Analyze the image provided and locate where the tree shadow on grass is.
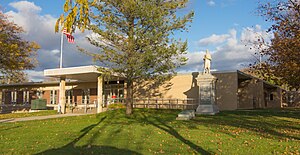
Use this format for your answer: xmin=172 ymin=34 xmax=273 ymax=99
xmin=140 ymin=112 xmax=212 ymax=155
xmin=0 ymin=125 xmax=21 ymax=131
xmin=36 ymin=116 xmax=141 ymax=155
xmin=36 ymin=145 xmax=141 ymax=155
xmin=192 ymin=110 xmax=300 ymax=140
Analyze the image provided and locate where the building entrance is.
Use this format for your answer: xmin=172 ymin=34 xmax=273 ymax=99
xmin=103 ymin=80 xmax=125 ymax=106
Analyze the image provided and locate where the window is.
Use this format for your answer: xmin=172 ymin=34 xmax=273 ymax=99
xmin=82 ymin=89 xmax=90 ymax=104
xmin=50 ymin=90 xmax=57 ymax=104
xmin=288 ymin=94 xmax=294 ymax=103
xmin=66 ymin=90 xmax=73 ymax=104
xmin=103 ymin=80 xmax=125 ymax=105
xmin=23 ymin=91 xmax=29 ymax=104
xmin=36 ymin=91 xmax=43 ymax=99
xmin=1 ymin=90 xmax=5 ymax=104
xmin=270 ymin=93 xmax=274 ymax=101
xmin=11 ymin=91 xmax=17 ymax=104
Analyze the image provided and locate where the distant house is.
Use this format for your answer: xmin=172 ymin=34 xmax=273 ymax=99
xmin=0 ymin=66 xmax=287 ymax=113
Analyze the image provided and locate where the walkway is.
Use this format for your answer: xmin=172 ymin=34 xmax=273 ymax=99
xmin=0 ymin=113 xmax=89 ymax=123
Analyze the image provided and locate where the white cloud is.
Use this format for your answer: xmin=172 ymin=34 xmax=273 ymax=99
xmin=198 ymin=34 xmax=231 ymax=46
xmin=207 ymin=0 xmax=216 ymax=6
xmin=240 ymin=25 xmax=271 ymax=44
xmin=9 ymin=1 xmax=41 ymax=13
xmin=5 ymin=1 xmax=97 ymax=81
xmin=25 ymin=70 xmax=44 ymax=82
xmin=178 ymin=51 xmax=206 ymax=72
xmin=233 ymin=23 xmax=239 ymax=27
xmin=51 ymin=49 xmax=60 ymax=54
xmin=182 ymin=26 xmax=272 ymax=72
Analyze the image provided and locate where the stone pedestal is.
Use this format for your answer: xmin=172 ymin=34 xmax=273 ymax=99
xmin=196 ymin=73 xmax=219 ymax=115
xmin=176 ymin=110 xmax=195 ymax=120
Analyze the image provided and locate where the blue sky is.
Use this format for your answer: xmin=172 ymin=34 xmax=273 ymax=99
xmin=0 ymin=0 xmax=271 ymax=81
xmin=184 ymin=0 xmax=269 ymax=51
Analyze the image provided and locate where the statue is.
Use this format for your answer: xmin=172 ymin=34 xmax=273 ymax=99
xmin=196 ymin=49 xmax=219 ymax=114
xmin=203 ymin=50 xmax=211 ymax=74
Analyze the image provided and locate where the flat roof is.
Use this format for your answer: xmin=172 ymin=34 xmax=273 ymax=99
xmin=177 ymin=70 xmax=238 ymax=76
xmin=44 ymin=65 xmax=102 ymax=81
xmin=0 ymin=81 xmax=92 ymax=87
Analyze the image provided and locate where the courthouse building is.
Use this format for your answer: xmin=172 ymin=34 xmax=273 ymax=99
xmin=0 ymin=65 xmax=284 ymax=113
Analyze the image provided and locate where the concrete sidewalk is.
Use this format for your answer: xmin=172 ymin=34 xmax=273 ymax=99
xmin=0 ymin=113 xmax=89 ymax=123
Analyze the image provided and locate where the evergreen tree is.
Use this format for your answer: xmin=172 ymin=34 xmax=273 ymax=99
xmin=57 ymin=0 xmax=193 ymax=115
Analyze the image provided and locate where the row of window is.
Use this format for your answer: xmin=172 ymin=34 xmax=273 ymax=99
xmin=10 ymin=91 xmax=30 ymax=104
xmin=50 ymin=89 xmax=90 ymax=104
xmin=7 ymin=86 xmax=124 ymax=104
xmin=8 ymin=89 xmax=91 ymax=104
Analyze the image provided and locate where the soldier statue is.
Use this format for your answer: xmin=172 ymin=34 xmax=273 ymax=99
xmin=203 ymin=50 xmax=211 ymax=74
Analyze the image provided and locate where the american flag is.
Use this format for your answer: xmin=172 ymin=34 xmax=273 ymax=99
xmin=66 ymin=35 xmax=74 ymax=43
xmin=62 ymin=28 xmax=75 ymax=43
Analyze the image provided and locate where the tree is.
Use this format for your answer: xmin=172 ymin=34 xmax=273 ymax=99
xmin=252 ymin=0 xmax=300 ymax=90
xmin=57 ymin=0 xmax=193 ymax=115
xmin=0 ymin=71 xmax=29 ymax=84
xmin=55 ymin=0 xmax=90 ymax=33
xmin=0 ymin=11 xmax=39 ymax=84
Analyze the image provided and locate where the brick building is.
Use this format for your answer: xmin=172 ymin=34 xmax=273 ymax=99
xmin=0 ymin=66 xmax=286 ymax=113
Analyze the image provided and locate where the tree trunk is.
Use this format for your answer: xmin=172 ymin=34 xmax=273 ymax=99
xmin=126 ymin=80 xmax=133 ymax=115
xmin=125 ymin=16 xmax=135 ymax=116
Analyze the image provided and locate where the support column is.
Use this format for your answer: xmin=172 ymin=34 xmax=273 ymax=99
xmin=277 ymin=87 xmax=282 ymax=108
xmin=0 ymin=90 xmax=3 ymax=105
xmin=67 ymin=93 xmax=71 ymax=105
xmin=84 ymin=90 xmax=87 ymax=113
xmin=59 ymin=77 xmax=66 ymax=114
xmin=258 ymin=81 xmax=264 ymax=108
xmin=97 ymin=75 xmax=103 ymax=113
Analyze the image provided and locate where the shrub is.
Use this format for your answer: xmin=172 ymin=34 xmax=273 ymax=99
xmin=107 ymin=103 xmax=126 ymax=109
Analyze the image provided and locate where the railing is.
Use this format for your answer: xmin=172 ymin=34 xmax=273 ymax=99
xmin=46 ymin=99 xmax=98 ymax=113
xmin=65 ymin=98 xmax=198 ymax=111
xmin=103 ymin=98 xmax=198 ymax=110
xmin=68 ymin=99 xmax=98 ymax=113
xmin=132 ymin=98 xmax=198 ymax=110
xmin=45 ymin=97 xmax=199 ymax=114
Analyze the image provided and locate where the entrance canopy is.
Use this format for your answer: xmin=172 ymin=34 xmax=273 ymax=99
xmin=44 ymin=65 xmax=102 ymax=82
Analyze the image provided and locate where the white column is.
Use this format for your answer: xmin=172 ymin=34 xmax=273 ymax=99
xmin=67 ymin=91 xmax=71 ymax=105
xmin=97 ymin=75 xmax=103 ymax=113
xmin=23 ymin=91 xmax=26 ymax=104
xmin=0 ymin=90 xmax=3 ymax=104
xmin=59 ymin=77 xmax=66 ymax=114
xmin=26 ymin=91 xmax=29 ymax=103
xmin=84 ymin=90 xmax=87 ymax=113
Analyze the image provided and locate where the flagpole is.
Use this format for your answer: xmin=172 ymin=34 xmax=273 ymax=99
xmin=60 ymin=29 xmax=64 ymax=68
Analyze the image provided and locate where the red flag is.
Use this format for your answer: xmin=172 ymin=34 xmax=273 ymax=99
xmin=62 ymin=28 xmax=74 ymax=43
xmin=67 ymin=35 xmax=75 ymax=43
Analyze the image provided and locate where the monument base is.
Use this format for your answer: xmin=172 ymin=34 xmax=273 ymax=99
xmin=176 ymin=110 xmax=195 ymax=120
xmin=196 ymin=104 xmax=219 ymax=115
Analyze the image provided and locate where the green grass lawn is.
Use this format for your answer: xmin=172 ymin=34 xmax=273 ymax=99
xmin=0 ymin=109 xmax=299 ymax=155
xmin=0 ymin=110 xmax=57 ymax=120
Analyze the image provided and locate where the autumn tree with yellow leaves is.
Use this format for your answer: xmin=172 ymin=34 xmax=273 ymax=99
xmin=250 ymin=0 xmax=300 ymax=90
xmin=0 ymin=11 xmax=39 ymax=84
